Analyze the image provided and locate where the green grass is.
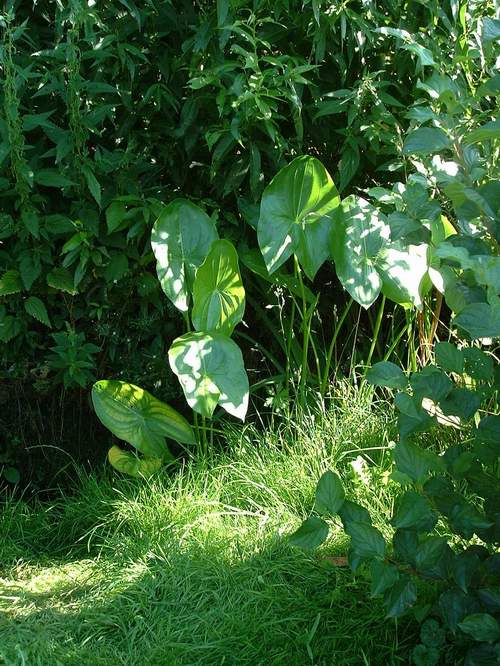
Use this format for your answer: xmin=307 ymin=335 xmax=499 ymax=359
xmin=0 ymin=389 xmax=421 ymax=665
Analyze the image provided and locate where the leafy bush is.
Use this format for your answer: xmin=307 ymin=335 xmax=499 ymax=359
xmin=1 ymin=1 xmax=498 ymax=480
xmin=292 ymin=344 xmax=499 ymax=664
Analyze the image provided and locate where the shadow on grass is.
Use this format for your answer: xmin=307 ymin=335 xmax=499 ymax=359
xmin=0 ymin=530 xmax=417 ymax=666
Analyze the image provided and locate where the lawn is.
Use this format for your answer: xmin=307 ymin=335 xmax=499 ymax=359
xmin=1 ymin=391 xmax=419 ymax=665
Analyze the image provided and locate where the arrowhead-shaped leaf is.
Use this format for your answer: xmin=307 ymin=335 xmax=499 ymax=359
xmin=331 ymin=196 xmax=390 ymax=308
xmin=151 ymin=199 xmax=218 ymax=312
xmin=92 ymin=380 xmax=196 ymax=458
xmin=168 ymin=332 xmax=249 ymax=420
xmin=192 ymin=240 xmax=245 ymax=336
xmin=376 ymin=242 xmax=430 ymax=309
xmin=258 ymin=156 xmax=340 ymax=280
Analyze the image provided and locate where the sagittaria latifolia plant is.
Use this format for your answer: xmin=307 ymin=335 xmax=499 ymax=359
xmin=91 ymin=153 xmax=456 ymax=476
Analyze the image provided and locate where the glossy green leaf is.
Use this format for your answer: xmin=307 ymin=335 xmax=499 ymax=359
xmin=410 ymin=367 xmax=453 ymax=402
xmin=449 ymin=504 xmax=493 ymax=540
xmin=370 ymin=560 xmax=400 ymax=597
xmin=394 ymin=439 xmax=444 ymax=482
xmin=289 ymin=516 xmax=329 ymax=549
xmin=46 ymin=268 xmax=77 ymax=294
xmin=439 ymin=388 xmax=481 ymax=421
xmin=367 ymin=361 xmax=408 ymax=389
xmin=106 ymin=201 xmax=127 ymax=233
xmin=315 ymin=470 xmax=345 ymax=515
xmin=92 ymin=380 xmax=196 ymax=458
xmin=338 ymin=500 xmax=372 ymax=528
xmin=34 ymin=169 xmax=75 ymax=187
xmin=384 ymin=577 xmax=417 ymax=617
xmin=376 ymin=242 xmax=430 ymax=309
xmin=108 ymin=445 xmax=165 ymax=478
xmin=344 ymin=521 xmax=385 ymax=560
xmin=331 ymin=196 xmax=390 ymax=308
xmin=414 ymin=536 xmax=450 ymax=573
xmin=258 ymin=156 xmax=340 ymax=280
xmin=463 ymin=348 xmax=494 ymax=381
xmin=403 ymin=128 xmax=451 ymax=155
xmin=168 ymin=332 xmax=249 ymax=420
xmin=393 ymin=529 xmax=418 ymax=566
xmin=151 ymin=199 xmax=218 ymax=312
xmin=192 ymin=240 xmax=245 ymax=336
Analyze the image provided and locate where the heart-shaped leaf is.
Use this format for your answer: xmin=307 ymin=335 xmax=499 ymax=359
xmin=92 ymin=380 xmax=196 ymax=458
xmin=168 ymin=332 xmax=249 ymax=420
xmin=151 ymin=199 xmax=218 ymax=312
xmin=192 ymin=240 xmax=245 ymax=336
xmin=258 ymin=156 xmax=341 ymax=280
xmin=331 ymin=196 xmax=391 ymax=308
xmin=376 ymin=241 xmax=430 ymax=309
xmin=108 ymin=445 xmax=165 ymax=477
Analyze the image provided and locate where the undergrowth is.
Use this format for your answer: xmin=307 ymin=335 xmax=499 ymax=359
xmin=0 ymin=390 xmax=462 ymax=665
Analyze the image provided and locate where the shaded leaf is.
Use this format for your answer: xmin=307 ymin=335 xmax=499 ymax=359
xmin=24 ymin=296 xmax=51 ymax=327
xmin=289 ymin=516 xmax=329 ymax=549
xmin=315 ymin=470 xmax=345 ymax=515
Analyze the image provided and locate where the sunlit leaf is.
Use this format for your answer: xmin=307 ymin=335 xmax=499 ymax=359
xmin=168 ymin=332 xmax=249 ymax=420
xmin=151 ymin=199 xmax=218 ymax=312
xmin=192 ymin=240 xmax=245 ymax=336
xmin=92 ymin=380 xmax=196 ymax=458
xmin=258 ymin=156 xmax=340 ymax=280
xmin=108 ymin=445 xmax=165 ymax=477
xmin=331 ymin=196 xmax=390 ymax=308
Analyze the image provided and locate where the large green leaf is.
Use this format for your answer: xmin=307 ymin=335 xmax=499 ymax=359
xmin=376 ymin=242 xmax=430 ymax=309
xmin=168 ymin=332 xmax=249 ymax=420
xmin=257 ymin=156 xmax=340 ymax=280
xmin=108 ymin=445 xmax=165 ymax=478
xmin=392 ymin=491 xmax=438 ymax=531
xmin=151 ymin=199 xmax=218 ymax=312
xmin=331 ymin=196 xmax=390 ymax=308
xmin=192 ymin=240 xmax=245 ymax=336
xmin=92 ymin=380 xmax=196 ymax=458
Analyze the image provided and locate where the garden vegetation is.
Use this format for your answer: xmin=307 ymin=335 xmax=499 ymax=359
xmin=0 ymin=1 xmax=499 ymax=664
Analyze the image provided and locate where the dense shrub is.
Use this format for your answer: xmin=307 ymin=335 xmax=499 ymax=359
xmin=0 ymin=1 xmax=498 ymax=481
